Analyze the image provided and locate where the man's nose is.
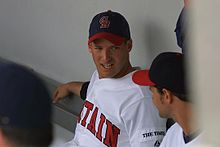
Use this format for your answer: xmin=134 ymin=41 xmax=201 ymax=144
xmin=102 ymin=49 xmax=111 ymax=61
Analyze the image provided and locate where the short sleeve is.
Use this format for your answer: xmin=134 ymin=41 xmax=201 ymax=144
xmin=80 ymin=81 xmax=90 ymax=100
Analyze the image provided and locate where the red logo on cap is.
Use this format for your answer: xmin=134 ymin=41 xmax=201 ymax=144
xmin=99 ymin=16 xmax=110 ymax=28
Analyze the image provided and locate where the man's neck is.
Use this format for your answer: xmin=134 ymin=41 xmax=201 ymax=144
xmin=173 ymin=101 xmax=198 ymax=136
xmin=113 ymin=63 xmax=134 ymax=78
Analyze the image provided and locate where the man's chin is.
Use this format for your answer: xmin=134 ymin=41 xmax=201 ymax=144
xmin=98 ymin=72 xmax=115 ymax=79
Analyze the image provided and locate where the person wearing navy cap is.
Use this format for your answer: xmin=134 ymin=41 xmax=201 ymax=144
xmin=0 ymin=62 xmax=53 ymax=147
xmin=175 ymin=0 xmax=189 ymax=53
xmin=53 ymin=10 xmax=166 ymax=147
xmin=132 ymin=52 xmax=201 ymax=147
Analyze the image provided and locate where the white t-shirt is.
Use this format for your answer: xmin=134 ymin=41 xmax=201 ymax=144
xmin=67 ymin=70 xmax=166 ymax=147
xmin=160 ymin=123 xmax=201 ymax=147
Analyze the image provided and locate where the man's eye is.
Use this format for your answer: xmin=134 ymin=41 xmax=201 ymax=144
xmin=94 ymin=47 xmax=102 ymax=50
xmin=111 ymin=46 xmax=120 ymax=50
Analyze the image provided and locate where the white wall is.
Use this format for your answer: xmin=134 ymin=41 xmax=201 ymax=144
xmin=0 ymin=0 xmax=183 ymax=83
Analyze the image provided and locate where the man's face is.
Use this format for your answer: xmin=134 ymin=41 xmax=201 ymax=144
xmin=149 ymin=86 xmax=170 ymax=118
xmin=88 ymin=38 xmax=132 ymax=79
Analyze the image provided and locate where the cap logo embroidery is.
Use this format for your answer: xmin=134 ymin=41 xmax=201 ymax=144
xmin=99 ymin=16 xmax=110 ymax=28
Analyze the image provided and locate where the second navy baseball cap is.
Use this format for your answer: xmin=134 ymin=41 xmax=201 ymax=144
xmin=175 ymin=7 xmax=188 ymax=53
xmin=0 ymin=62 xmax=52 ymax=129
xmin=88 ymin=10 xmax=131 ymax=46
xmin=132 ymin=52 xmax=186 ymax=98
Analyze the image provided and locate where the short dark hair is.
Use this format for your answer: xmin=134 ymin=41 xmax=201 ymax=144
xmin=154 ymin=85 xmax=187 ymax=101
xmin=1 ymin=125 xmax=53 ymax=147
xmin=154 ymin=85 xmax=163 ymax=94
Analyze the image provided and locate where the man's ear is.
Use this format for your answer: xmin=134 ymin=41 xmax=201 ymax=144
xmin=126 ymin=39 xmax=132 ymax=52
xmin=88 ymin=43 xmax=92 ymax=53
xmin=162 ymin=89 xmax=173 ymax=104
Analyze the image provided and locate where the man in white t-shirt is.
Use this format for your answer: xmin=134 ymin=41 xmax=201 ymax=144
xmin=132 ymin=52 xmax=201 ymax=147
xmin=53 ymin=10 xmax=166 ymax=147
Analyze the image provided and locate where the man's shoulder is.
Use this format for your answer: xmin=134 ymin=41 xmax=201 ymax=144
xmin=159 ymin=123 xmax=183 ymax=147
xmin=163 ymin=123 xmax=182 ymax=140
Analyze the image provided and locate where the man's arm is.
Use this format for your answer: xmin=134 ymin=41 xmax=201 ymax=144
xmin=53 ymin=81 xmax=84 ymax=103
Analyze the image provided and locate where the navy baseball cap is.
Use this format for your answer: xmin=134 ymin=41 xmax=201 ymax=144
xmin=0 ymin=62 xmax=52 ymax=129
xmin=88 ymin=10 xmax=131 ymax=46
xmin=132 ymin=52 xmax=186 ymax=97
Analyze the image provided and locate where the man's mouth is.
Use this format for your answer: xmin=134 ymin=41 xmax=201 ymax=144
xmin=102 ymin=63 xmax=113 ymax=69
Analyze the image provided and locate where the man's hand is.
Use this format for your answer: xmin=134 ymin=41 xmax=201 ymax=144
xmin=52 ymin=81 xmax=84 ymax=103
xmin=53 ymin=83 xmax=72 ymax=103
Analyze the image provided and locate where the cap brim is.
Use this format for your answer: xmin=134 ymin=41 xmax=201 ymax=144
xmin=132 ymin=70 xmax=155 ymax=86
xmin=88 ymin=32 xmax=126 ymax=46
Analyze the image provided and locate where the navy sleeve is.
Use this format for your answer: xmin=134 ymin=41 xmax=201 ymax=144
xmin=80 ymin=81 xmax=90 ymax=100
